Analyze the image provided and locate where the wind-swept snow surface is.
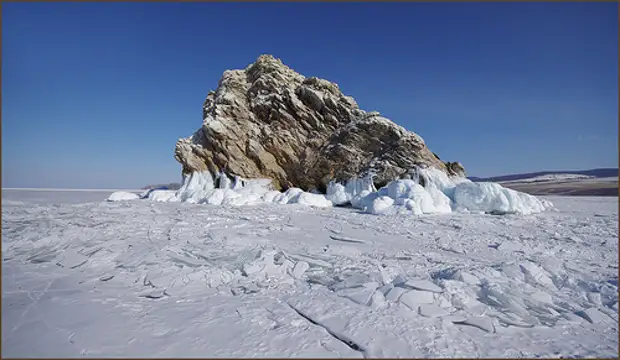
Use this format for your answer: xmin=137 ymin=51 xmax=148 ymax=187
xmin=2 ymin=190 xmax=617 ymax=357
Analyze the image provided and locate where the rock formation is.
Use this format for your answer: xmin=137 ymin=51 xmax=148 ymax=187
xmin=174 ymin=55 xmax=465 ymax=192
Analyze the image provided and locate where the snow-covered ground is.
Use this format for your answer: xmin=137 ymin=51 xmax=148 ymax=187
xmin=2 ymin=190 xmax=618 ymax=357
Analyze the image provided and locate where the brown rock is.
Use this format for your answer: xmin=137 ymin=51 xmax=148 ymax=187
xmin=174 ymin=54 xmax=465 ymax=191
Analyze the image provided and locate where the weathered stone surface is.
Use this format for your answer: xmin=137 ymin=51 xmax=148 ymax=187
xmin=174 ymin=54 xmax=464 ymax=191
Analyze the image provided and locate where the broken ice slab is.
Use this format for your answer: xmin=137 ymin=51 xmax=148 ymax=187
xmin=337 ymin=285 xmax=377 ymax=306
xmin=519 ymin=261 xmax=555 ymax=288
xmin=575 ymin=308 xmax=616 ymax=324
xmin=398 ymin=290 xmax=435 ymax=310
xmin=452 ymin=316 xmax=496 ymax=333
xmin=453 ymin=270 xmax=480 ymax=285
xmin=331 ymin=274 xmax=375 ymax=291
xmin=418 ymin=304 xmax=449 ymax=317
xmin=385 ymin=287 xmax=408 ymax=302
xmin=27 ymin=247 xmax=59 ymax=263
xmin=138 ymin=288 xmax=168 ymax=299
xmin=290 ymin=261 xmax=309 ymax=279
xmin=586 ymin=292 xmax=603 ymax=306
xmin=399 ymin=279 xmax=443 ymax=293
xmin=496 ymin=312 xmax=537 ymax=328
xmin=597 ymin=306 xmax=619 ymax=322
xmin=377 ymin=283 xmax=393 ymax=296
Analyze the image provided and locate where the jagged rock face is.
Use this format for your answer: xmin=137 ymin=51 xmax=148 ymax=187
xmin=174 ymin=55 xmax=465 ymax=191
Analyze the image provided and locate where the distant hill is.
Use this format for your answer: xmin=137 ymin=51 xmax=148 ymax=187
xmin=141 ymin=182 xmax=181 ymax=190
xmin=469 ymin=168 xmax=618 ymax=183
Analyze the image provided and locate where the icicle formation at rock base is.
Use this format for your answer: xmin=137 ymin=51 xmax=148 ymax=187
xmin=109 ymin=166 xmax=553 ymax=215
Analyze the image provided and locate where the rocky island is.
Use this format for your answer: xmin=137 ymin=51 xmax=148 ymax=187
xmin=174 ymin=55 xmax=465 ymax=192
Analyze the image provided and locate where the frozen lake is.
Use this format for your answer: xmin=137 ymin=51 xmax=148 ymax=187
xmin=2 ymin=190 xmax=618 ymax=357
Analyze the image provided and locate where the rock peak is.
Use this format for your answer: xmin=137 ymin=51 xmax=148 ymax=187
xmin=255 ymin=54 xmax=281 ymax=64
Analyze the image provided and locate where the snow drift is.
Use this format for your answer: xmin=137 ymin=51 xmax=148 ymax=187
xmin=108 ymin=168 xmax=553 ymax=215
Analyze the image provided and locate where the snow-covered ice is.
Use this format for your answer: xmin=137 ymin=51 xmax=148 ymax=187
xmin=107 ymin=191 xmax=140 ymax=202
xmin=123 ymin=168 xmax=555 ymax=216
xmin=2 ymin=188 xmax=617 ymax=357
xmin=324 ymin=168 xmax=554 ymax=215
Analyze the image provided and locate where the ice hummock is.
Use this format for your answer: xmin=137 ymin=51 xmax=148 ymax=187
xmin=109 ymin=167 xmax=553 ymax=215
xmin=107 ymin=191 xmax=140 ymax=202
xmin=326 ymin=167 xmax=553 ymax=215
xmin=113 ymin=171 xmax=333 ymax=208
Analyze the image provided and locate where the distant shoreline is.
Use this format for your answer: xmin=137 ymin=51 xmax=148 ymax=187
xmin=500 ymin=180 xmax=618 ymax=197
xmin=2 ymin=188 xmax=142 ymax=193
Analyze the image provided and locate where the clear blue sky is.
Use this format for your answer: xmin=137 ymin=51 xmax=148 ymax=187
xmin=2 ymin=2 xmax=617 ymax=189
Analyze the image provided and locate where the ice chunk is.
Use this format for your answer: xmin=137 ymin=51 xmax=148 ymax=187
xmin=332 ymin=274 xmax=375 ymax=291
xmin=291 ymin=261 xmax=309 ymax=279
xmin=365 ymin=196 xmax=395 ymax=214
xmin=385 ymin=287 xmax=408 ymax=302
xmin=329 ymin=174 xmax=377 ymax=203
xmin=391 ymin=274 xmax=408 ymax=286
xmin=273 ymin=188 xmax=304 ymax=204
xmin=387 ymin=179 xmax=419 ymax=199
xmin=337 ymin=286 xmax=377 ymax=306
xmin=240 ymin=249 xmax=296 ymax=283
xmin=369 ymin=289 xmax=388 ymax=309
xmin=443 ymin=314 xmax=468 ymax=323
xmin=326 ymin=182 xmax=349 ymax=205
xmin=453 ymin=270 xmax=480 ymax=285
xmin=496 ymin=313 xmax=537 ymax=328
xmin=203 ymin=268 xmax=235 ymax=288
xmin=529 ymin=291 xmax=554 ymax=304
xmin=519 ymin=261 xmax=555 ymax=288
xmin=261 ymin=190 xmax=281 ymax=203
xmin=290 ymin=192 xmax=333 ymax=207
xmin=107 ymin=191 xmax=140 ymax=202
xmin=400 ymin=279 xmax=443 ymax=293
xmin=144 ymin=190 xmax=177 ymax=202
xmin=418 ymin=304 xmax=449 ymax=317
xmin=387 ymin=180 xmax=437 ymax=215
xmin=377 ymin=283 xmax=394 ymax=296
xmin=398 ymin=290 xmax=435 ymax=310
xmin=453 ymin=317 xmax=496 ymax=333
xmin=216 ymin=172 xmax=233 ymax=189
xmin=576 ymin=308 xmax=616 ymax=324
xmin=327 ymin=175 xmax=377 ymax=206
xmin=175 ymin=171 xmax=216 ymax=203
xmin=350 ymin=190 xmax=377 ymax=209
xmin=452 ymin=182 xmax=551 ymax=215
xmin=205 ymin=189 xmax=241 ymax=205
xmin=587 ymin=292 xmax=603 ymax=306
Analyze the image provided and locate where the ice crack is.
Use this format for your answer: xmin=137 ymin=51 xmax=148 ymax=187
xmin=286 ymin=302 xmax=367 ymax=357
